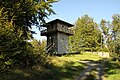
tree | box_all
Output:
[112,14,120,40]
[0,0,57,39]
[30,39,48,65]
[0,0,57,71]
[69,15,101,52]
[111,14,120,60]
[100,14,120,61]
[30,39,46,54]
[100,19,111,52]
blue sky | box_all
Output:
[33,0,120,41]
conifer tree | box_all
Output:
[0,0,57,70]
[69,15,101,52]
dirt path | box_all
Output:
[75,60,104,80]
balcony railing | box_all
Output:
[41,29,47,33]
[57,28,74,35]
[41,28,74,36]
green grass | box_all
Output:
[105,69,120,80]
[47,52,101,80]
[0,52,102,80]
[103,60,120,80]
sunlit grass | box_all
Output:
[103,60,120,80]
[105,73,120,80]
[50,52,101,71]
[0,52,102,80]
[49,52,101,80]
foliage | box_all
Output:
[100,14,120,61]
[69,15,101,52]
[0,0,57,71]
[111,14,120,61]
[0,23,35,71]
[30,39,46,54]
[0,0,57,39]
[29,39,50,66]
[100,19,111,44]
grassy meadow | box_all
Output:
[49,52,101,80]
[0,52,120,80]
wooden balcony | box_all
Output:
[41,28,74,36]
[57,28,74,35]
[41,28,57,36]
[56,26,74,35]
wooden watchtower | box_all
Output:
[41,19,73,55]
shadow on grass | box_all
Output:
[101,58,120,77]
[46,61,85,80]
[0,61,85,80]
[0,67,54,80]
[2,56,119,80]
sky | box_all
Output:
[33,0,120,41]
